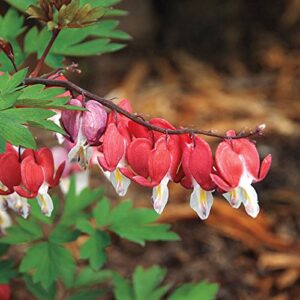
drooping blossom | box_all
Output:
[121,136,171,213]
[181,135,215,219]
[211,131,272,218]
[0,144,22,196]
[149,118,182,213]
[0,284,11,300]
[96,99,132,196]
[14,147,65,217]
[0,144,30,218]
[119,118,182,214]
[61,98,107,169]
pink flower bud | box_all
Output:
[83,100,107,145]
[61,98,83,142]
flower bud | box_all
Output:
[61,98,83,142]
[83,100,107,145]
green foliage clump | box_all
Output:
[0,179,218,299]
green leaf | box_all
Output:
[93,197,111,227]
[0,260,18,283]
[0,111,36,148]
[4,1,36,12]
[66,290,105,300]
[133,266,169,300]
[16,217,43,237]
[0,10,27,71]
[0,69,27,95]
[93,199,180,245]
[4,107,55,120]
[0,8,25,39]
[113,273,134,300]
[20,242,76,289]
[81,0,121,7]
[0,135,5,153]
[76,218,94,235]
[0,217,42,244]
[74,267,112,288]
[3,107,66,135]
[22,9,129,67]
[54,38,111,56]
[60,176,104,226]
[167,281,219,300]
[0,244,9,256]
[29,196,58,224]
[0,93,19,110]
[49,226,80,244]
[17,84,70,108]
[24,275,56,300]
[79,229,110,270]
[105,8,128,17]
[113,266,170,300]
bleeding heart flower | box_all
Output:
[0,284,11,300]
[14,147,65,217]
[61,98,107,169]
[120,136,172,213]
[96,99,132,196]
[211,131,272,218]
[97,122,130,196]
[0,145,21,196]
[181,136,215,219]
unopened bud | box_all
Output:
[83,100,107,145]
[61,98,83,142]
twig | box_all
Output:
[23,77,266,140]
[39,63,81,79]
[29,29,61,78]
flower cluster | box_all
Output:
[0,144,64,226]
[0,91,272,229]
[59,98,272,220]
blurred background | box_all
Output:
[3,0,300,299]
[85,2,300,299]
[84,1,300,299]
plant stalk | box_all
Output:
[30,29,61,78]
[24,77,266,140]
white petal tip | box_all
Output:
[153,202,164,215]
[190,187,213,221]
[246,208,260,218]
[258,124,266,131]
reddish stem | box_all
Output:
[29,29,61,78]
[23,77,266,140]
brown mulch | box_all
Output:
[83,46,299,300]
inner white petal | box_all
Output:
[0,209,12,233]
[223,188,242,209]
[6,192,30,219]
[190,183,214,220]
[152,176,170,214]
[110,168,131,197]
[75,170,89,194]
[37,192,54,217]
[240,184,259,218]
